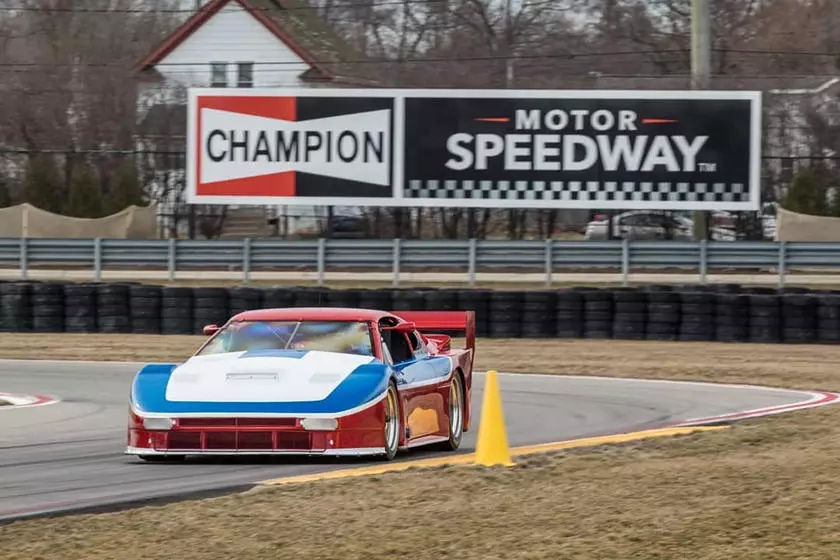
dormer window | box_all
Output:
[210,62,227,87]
[237,62,254,88]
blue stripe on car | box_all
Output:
[131,361,391,415]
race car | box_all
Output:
[126,307,475,461]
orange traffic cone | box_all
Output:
[474,370,514,467]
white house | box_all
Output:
[132,0,378,238]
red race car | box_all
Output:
[127,307,475,461]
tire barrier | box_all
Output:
[3,280,840,343]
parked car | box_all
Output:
[584,211,735,241]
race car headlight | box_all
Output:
[301,418,338,431]
[143,417,175,431]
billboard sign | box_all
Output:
[187,88,761,210]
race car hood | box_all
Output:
[131,349,391,417]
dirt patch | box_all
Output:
[2,335,840,559]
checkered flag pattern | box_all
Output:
[405,180,750,203]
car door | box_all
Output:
[384,328,451,443]
[615,213,647,239]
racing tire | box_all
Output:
[381,381,400,461]
[437,372,465,452]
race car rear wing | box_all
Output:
[389,310,476,364]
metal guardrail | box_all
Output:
[1,237,840,286]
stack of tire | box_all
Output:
[581,288,613,339]
[229,286,264,317]
[31,282,64,333]
[521,291,557,338]
[781,293,818,343]
[327,288,361,309]
[747,291,781,343]
[262,287,297,310]
[424,289,460,336]
[487,291,522,338]
[294,287,327,307]
[678,289,715,341]
[1,282,32,332]
[715,284,750,342]
[611,288,646,340]
[817,293,840,343]
[358,288,393,312]
[424,289,458,312]
[160,287,193,335]
[129,284,162,334]
[97,284,131,334]
[555,289,584,338]
[390,289,425,314]
[64,283,97,333]
[192,287,229,334]
[643,287,680,341]
[458,289,490,337]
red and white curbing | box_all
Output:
[0,392,59,409]
[669,390,840,427]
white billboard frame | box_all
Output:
[186,87,762,211]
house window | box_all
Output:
[237,62,254,88]
[210,62,227,87]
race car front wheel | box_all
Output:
[382,382,400,461]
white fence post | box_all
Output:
[19,238,28,280]
[317,238,326,286]
[544,238,553,287]
[467,238,477,286]
[621,238,630,286]
[392,238,401,287]
[243,238,251,283]
[167,238,176,282]
[778,241,787,286]
[93,237,102,282]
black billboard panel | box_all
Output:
[402,92,760,210]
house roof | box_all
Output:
[134,0,379,86]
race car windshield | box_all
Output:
[196,320,375,357]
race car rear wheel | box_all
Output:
[439,372,464,451]
[382,382,400,461]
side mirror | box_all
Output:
[203,324,220,336]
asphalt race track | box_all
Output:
[0,360,830,522]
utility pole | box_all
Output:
[691,0,711,240]
[503,0,516,238]
[504,0,514,87]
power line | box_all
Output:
[0,0,447,14]
[0,49,694,68]
[0,46,837,71]
[6,46,840,71]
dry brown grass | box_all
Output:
[2,335,840,559]
[4,333,840,391]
